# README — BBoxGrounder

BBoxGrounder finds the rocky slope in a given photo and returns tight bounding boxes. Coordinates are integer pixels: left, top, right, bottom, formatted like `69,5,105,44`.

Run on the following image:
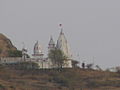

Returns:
0,33,17,57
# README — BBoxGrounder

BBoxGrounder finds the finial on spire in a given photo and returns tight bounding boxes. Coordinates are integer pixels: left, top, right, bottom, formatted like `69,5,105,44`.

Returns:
59,24,62,27
59,24,63,34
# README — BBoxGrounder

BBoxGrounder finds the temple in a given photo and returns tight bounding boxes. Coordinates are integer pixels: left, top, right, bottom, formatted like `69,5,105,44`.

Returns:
0,25,73,69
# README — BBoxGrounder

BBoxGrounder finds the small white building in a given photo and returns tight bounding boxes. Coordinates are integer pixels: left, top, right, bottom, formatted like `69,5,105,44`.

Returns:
32,41,44,59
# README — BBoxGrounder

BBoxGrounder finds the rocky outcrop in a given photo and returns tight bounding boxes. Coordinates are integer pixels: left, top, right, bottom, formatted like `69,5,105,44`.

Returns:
0,33,17,57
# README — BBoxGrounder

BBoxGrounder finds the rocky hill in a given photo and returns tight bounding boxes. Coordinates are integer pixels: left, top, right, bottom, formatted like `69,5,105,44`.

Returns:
0,33,17,57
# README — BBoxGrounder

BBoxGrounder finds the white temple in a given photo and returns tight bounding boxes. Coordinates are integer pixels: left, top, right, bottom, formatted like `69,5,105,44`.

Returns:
56,29,72,59
56,28,72,68
31,24,72,68
48,36,55,52
0,25,73,69
32,41,44,59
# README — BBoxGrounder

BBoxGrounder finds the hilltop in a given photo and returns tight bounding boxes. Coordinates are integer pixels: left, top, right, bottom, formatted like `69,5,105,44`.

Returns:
0,33,120,90
0,65,120,90
0,33,17,57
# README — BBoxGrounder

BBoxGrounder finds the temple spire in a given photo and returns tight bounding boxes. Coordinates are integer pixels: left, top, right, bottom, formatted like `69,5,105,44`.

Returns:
56,24,72,59
48,36,55,45
48,36,55,52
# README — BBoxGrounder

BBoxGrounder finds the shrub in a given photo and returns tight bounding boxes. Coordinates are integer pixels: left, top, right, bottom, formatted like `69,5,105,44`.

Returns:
15,62,39,70
52,75,70,87
8,50,22,57
9,86,15,89
0,84,5,89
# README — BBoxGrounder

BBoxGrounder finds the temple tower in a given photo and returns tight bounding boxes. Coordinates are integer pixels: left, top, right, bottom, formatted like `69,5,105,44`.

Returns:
56,24,72,68
56,24,72,59
48,36,55,52
32,41,44,59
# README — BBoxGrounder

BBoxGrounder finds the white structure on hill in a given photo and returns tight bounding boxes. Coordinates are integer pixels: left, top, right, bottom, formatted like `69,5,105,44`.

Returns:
22,48,27,61
56,27,72,68
48,36,55,52
56,29,72,59
32,41,44,59
0,25,73,69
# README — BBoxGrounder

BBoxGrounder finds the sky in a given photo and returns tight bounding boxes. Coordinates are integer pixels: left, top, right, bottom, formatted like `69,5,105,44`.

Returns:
1,0,120,69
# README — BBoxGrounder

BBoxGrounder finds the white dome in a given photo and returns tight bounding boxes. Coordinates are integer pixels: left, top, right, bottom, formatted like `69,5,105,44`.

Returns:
34,41,43,55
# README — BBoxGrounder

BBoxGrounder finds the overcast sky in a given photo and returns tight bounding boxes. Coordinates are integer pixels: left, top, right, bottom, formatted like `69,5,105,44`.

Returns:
1,0,120,69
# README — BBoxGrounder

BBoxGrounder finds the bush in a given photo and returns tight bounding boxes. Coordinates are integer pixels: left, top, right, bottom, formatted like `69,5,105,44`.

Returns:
8,50,22,57
0,84,5,89
52,75,70,87
15,62,39,70
9,86,15,89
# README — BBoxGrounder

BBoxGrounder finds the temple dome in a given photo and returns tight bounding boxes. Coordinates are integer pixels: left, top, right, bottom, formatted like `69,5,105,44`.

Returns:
33,41,43,55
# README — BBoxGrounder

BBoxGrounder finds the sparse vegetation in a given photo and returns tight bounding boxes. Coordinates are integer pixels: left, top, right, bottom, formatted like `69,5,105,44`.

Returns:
0,34,120,90
115,67,120,73
8,50,22,57
0,84,5,89
13,62,39,69
86,63,94,69
48,49,67,69
0,66,120,90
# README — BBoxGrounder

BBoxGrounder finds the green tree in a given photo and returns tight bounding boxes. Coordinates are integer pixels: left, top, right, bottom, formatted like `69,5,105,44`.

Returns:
48,48,67,69
8,50,30,58
8,50,22,57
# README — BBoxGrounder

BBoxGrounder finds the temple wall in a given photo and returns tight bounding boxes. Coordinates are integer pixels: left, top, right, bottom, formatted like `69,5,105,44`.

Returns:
0,57,22,64
0,57,72,69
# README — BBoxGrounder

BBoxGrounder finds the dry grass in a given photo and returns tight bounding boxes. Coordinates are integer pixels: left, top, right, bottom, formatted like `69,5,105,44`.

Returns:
0,65,120,90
